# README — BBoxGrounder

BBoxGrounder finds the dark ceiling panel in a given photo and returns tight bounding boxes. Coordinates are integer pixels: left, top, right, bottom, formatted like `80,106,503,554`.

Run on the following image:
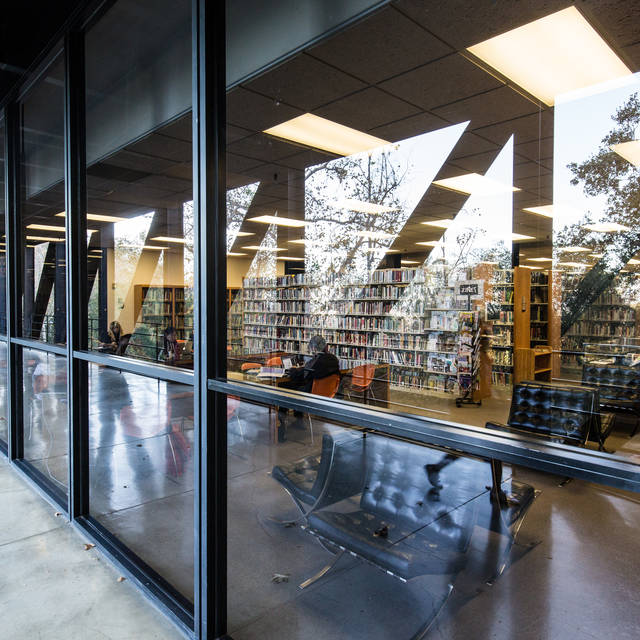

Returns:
368,111,449,143
476,111,554,146
308,5,453,85
227,86,301,132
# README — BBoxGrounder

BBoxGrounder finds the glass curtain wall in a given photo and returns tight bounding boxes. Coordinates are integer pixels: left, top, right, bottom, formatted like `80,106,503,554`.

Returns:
225,2,640,638
84,0,195,606
0,117,7,448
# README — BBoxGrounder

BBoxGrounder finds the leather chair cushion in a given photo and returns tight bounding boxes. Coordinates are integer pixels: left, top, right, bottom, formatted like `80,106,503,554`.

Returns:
582,365,640,411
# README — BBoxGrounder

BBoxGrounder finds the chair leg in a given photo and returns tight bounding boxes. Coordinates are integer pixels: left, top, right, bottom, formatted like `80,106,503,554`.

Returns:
410,583,454,640
489,459,508,507
299,549,345,589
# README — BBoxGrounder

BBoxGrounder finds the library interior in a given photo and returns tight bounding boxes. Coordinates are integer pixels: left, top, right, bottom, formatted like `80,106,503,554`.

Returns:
6,1,640,638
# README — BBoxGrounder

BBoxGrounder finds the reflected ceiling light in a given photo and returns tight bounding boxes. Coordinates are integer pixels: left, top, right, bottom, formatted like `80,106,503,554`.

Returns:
25,235,64,242
512,233,535,241
362,248,400,253
276,256,305,261
338,199,398,214
589,253,604,258
56,212,128,223
264,113,389,156
558,246,590,252
610,141,640,166
401,260,420,265
527,257,552,262
248,214,306,227
416,241,440,247
234,231,254,237
151,236,186,243
119,244,168,250
557,261,590,268
27,223,98,234
479,261,499,265
421,219,453,229
227,252,248,257
523,205,554,218
585,222,630,232
356,231,396,240
433,173,520,196
520,265,543,270
241,245,286,252
627,259,640,265
466,6,631,107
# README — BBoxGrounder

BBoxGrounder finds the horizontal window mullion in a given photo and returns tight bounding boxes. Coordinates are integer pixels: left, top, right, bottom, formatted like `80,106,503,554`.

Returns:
11,337,67,356
73,349,194,385
209,378,640,494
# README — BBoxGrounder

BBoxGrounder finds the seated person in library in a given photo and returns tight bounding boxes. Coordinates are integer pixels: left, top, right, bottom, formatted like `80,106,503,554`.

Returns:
160,326,181,364
98,321,123,355
277,335,340,442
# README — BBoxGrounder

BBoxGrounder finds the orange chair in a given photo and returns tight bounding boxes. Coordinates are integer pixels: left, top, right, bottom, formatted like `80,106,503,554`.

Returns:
266,356,283,367
347,364,376,404
241,362,261,372
307,373,341,445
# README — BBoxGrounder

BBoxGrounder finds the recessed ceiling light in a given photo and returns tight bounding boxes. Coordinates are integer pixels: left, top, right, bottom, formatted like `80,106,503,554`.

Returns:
119,244,168,250
27,223,98,234
227,252,248,257
248,214,306,227
433,173,520,196
523,205,554,218
241,245,286,252
467,6,631,107
264,113,388,156
585,222,630,233
610,141,640,166
356,231,396,240
527,257,553,262
519,265,543,270
512,233,535,241
234,231,254,237
276,256,305,261
56,212,128,223
151,236,186,243
416,241,440,247
26,235,65,243
338,199,399,214
421,219,453,229
557,261,590,268
558,246,590,253
627,259,640,265
589,253,604,258
401,260,420,265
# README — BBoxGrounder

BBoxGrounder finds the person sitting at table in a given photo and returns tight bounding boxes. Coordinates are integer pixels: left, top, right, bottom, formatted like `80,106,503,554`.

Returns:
277,335,339,442
98,321,123,354
160,326,181,364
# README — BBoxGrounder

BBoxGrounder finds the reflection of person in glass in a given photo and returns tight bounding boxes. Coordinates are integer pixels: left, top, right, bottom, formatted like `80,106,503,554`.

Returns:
277,335,339,442
160,326,180,363
99,321,123,354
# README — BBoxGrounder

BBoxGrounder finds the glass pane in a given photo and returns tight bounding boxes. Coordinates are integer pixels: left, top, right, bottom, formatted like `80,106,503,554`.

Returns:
23,347,68,496
225,2,640,465
89,365,194,602
20,53,66,345
0,341,7,447
0,117,6,334
84,0,193,368
227,395,539,637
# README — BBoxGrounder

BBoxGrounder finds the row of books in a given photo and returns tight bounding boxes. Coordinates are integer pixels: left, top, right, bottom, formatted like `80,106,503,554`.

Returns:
493,350,513,366
492,371,513,386
565,323,635,337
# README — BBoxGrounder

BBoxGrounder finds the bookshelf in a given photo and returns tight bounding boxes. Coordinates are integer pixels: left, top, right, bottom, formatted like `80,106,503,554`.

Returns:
227,288,243,357
241,269,477,397
530,270,549,347
134,285,193,340
487,268,514,387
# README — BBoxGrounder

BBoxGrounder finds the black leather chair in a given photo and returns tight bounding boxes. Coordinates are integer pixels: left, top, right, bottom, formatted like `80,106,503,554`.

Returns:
486,380,612,449
582,364,640,436
271,426,366,519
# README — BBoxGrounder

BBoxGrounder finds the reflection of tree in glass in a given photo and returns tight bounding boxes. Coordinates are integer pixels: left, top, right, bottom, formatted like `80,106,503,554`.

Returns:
226,182,259,252
561,92,640,334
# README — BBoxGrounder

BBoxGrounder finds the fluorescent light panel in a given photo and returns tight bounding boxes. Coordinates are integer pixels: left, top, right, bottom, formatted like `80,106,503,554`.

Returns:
57,212,128,223
26,235,64,242
421,219,452,229
277,256,305,261
467,7,631,107
527,257,553,262
234,231,254,237
151,236,186,244
119,244,168,250
241,246,285,252
401,260,420,265
338,199,398,214
264,113,389,157
558,246,590,253
585,222,630,232
433,173,520,196
512,233,535,241
416,241,440,247
610,141,640,166
248,214,306,228
227,252,248,257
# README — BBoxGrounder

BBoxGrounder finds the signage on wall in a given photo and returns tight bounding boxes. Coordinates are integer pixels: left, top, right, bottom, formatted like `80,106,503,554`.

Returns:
455,280,484,300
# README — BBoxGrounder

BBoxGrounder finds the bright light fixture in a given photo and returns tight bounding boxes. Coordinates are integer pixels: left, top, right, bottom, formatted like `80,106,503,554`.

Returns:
356,231,396,241
241,245,286,252
527,257,552,262
57,212,128,223
26,235,64,243
151,236,186,243
276,256,305,261
523,205,554,218
264,113,389,157
27,223,98,234
467,6,631,107
234,231,254,237
627,259,640,265
558,246,590,253
401,260,420,265
557,261,590,268
416,241,440,247
512,233,535,241
119,244,168,250
248,215,306,228
610,141,640,166
589,253,604,258
585,222,630,233
520,265,543,270
433,173,520,196
338,199,398,214
421,219,453,229
227,252,248,257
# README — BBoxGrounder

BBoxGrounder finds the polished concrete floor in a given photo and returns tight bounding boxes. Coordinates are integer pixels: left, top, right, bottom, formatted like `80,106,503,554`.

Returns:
0,455,183,640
